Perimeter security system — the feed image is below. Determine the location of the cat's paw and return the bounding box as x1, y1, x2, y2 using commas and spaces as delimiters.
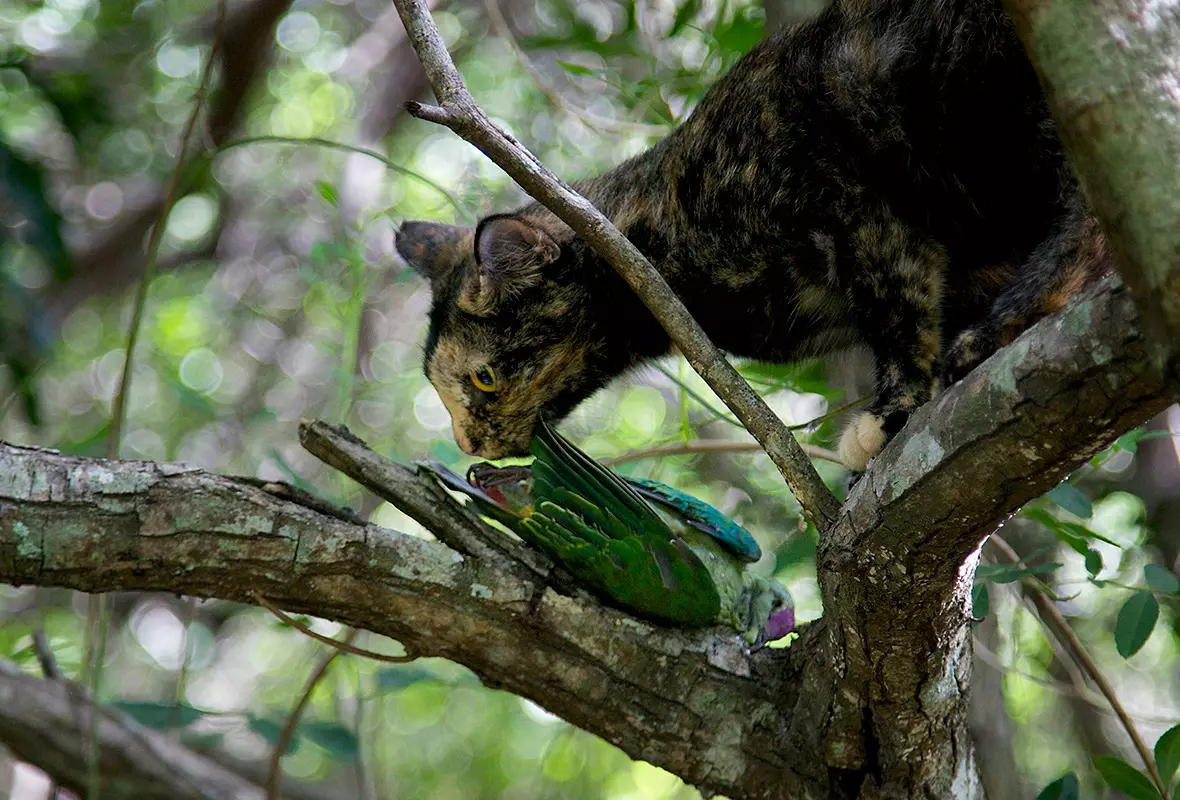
838, 411, 887, 472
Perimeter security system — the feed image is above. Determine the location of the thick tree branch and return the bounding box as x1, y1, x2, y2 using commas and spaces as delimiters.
0, 662, 266, 799
390, 0, 841, 531
809, 279, 1177, 794
1, 277, 1174, 798
1003, 0, 1180, 353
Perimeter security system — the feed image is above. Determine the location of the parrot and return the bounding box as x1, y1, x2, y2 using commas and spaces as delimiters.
417, 420, 794, 645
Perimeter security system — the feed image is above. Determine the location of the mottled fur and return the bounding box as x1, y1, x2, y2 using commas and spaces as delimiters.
397, 0, 1109, 466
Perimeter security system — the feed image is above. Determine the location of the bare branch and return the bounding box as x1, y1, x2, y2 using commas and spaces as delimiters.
988, 535, 1169, 797
390, 0, 842, 531
0, 662, 266, 800
0, 277, 1174, 798
266, 630, 356, 800
253, 593, 417, 664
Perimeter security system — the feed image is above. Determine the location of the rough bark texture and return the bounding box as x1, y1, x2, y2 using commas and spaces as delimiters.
1, 279, 1174, 799
1004, 0, 1180, 352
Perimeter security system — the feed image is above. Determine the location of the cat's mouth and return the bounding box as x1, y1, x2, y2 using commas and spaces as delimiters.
453, 425, 530, 461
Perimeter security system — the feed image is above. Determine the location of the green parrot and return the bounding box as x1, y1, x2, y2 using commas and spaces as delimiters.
418, 420, 794, 645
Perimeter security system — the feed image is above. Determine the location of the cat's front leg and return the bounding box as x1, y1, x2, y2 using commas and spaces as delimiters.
836, 211, 946, 472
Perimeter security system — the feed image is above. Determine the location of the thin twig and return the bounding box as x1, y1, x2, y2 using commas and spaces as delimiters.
31, 623, 62, 681
91, 7, 226, 794
253, 594, 416, 664
85, 596, 109, 800
988, 534, 1169, 798
170, 598, 196, 735
603, 439, 843, 467
215, 136, 468, 217
266, 629, 358, 800
391, 0, 841, 530
107, 0, 225, 457
482, 0, 669, 137
972, 636, 1179, 724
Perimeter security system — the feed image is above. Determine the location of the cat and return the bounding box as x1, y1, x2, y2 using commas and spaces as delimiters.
395, 0, 1108, 470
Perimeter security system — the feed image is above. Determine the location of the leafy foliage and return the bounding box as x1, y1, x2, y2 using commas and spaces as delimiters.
0, 0, 1177, 795
1092, 755, 1161, 800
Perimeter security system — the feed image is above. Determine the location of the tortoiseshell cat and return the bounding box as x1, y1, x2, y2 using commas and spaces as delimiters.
396, 0, 1108, 470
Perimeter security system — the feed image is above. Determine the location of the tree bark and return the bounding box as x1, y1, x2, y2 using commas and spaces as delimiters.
1004, 0, 1180, 353
1, 277, 1174, 798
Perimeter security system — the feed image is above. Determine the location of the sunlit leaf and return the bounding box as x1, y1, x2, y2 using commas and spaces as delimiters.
1035, 773, 1078, 800
1114, 591, 1159, 658
1155, 723, 1180, 785
1092, 755, 1161, 800
1145, 564, 1180, 595
315, 181, 339, 207
557, 61, 598, 77
1046, 484, 1092, 519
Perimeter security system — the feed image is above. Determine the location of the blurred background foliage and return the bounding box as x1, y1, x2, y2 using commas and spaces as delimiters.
0, 0, 1176, 796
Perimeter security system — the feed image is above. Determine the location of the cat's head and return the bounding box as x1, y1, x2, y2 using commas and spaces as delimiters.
396, 213, 609, 459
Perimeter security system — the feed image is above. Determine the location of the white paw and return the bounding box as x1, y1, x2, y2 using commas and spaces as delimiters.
839, 412, 887, 471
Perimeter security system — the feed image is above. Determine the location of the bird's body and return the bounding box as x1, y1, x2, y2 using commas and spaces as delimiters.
419, 422, 794, 644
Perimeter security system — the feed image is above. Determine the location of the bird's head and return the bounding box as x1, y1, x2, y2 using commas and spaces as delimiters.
740, 578, 796, 647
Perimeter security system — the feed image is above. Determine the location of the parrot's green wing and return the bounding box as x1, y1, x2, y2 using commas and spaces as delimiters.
417, 426, 726, 628
625, 477, 762, 563
524, 420, 722, 626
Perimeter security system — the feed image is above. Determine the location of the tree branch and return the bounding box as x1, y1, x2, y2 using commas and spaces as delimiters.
389, 0, 841, 531
1003, 0, 1180, 354
0, 662, 267, 800
1, 277, 1173, 797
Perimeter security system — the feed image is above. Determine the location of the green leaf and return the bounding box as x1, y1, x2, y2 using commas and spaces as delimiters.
113, 701, 206, 729
1047, 484, 1092, 518
1115, 430, 1141, 455
971, 583, 989, 622
1154, 723, 1180, 785
669, 0, 701, 36
1021, 508, 1120, 549
376, 666, 438, 692
1084, 549, 1103, 578
248, 716, 298, 754
557, 61, 597, 77
1092, 755, 1162, 800
302, 721, 359, 759
1145, 564, 1180, 595
1115, 591, 1160, 658
1035, 773, 1079, 800
315, 181, 339, 207
975, 562, 1062, 584
0, 141, 70, 279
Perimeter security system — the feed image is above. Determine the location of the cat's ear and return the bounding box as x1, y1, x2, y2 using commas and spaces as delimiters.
395, 221, 473, 283
460, 215, 561, 314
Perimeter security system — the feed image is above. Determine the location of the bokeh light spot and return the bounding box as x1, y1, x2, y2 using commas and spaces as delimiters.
276, 11, 320, 53
179, 348, 224, 394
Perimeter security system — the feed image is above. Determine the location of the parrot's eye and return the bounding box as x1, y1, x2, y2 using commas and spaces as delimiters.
470, 366, 498, 393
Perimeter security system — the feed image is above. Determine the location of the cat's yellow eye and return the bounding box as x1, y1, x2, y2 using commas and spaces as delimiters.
470, 366, 498, 393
